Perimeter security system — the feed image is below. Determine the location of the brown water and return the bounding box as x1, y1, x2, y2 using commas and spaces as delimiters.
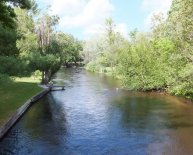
1, 68, 193, 155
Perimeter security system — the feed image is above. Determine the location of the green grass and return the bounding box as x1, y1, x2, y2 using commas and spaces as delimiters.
0, 76, 43, 126
14, 76, 41, 83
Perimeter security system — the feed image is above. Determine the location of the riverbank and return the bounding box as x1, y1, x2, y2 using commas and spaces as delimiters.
85, 66, 193, 102
0, 76, 43, 126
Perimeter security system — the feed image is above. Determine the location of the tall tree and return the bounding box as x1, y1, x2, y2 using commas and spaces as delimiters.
166, 0, 193, 96
0, 0, 33, 77
29, 14, 61, 84
0, 0, 33, 57
0, 0, 32, 29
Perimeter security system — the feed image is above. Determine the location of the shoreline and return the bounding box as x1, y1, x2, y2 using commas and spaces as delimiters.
86, 68, 193, 105
0, 87, 51, 140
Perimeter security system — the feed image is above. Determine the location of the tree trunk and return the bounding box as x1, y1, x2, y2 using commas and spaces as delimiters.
41, 71, 50, 85
41, 71, 45, 84
44, 71, 50, 85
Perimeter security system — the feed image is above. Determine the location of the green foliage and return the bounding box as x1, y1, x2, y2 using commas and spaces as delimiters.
0, 24, 19, 56
0, 73, 12, 85
32, 70, 41, 79
56, 33, 83, 66
29, 52, 60, 72
0, 1, 82, 85
117, 35, 175, 90
0, 0, 32, 29
84, 18, 125, 76
84, 3, 193, 99
169, 63, 193, 97
86, 61, 100, 72
0, 1, 36, 82
28, 38, 61, 84
0, 56, 29, 76
0, 1, 34, 58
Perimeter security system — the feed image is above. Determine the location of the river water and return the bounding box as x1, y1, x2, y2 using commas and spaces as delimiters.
1, 68, 193, 155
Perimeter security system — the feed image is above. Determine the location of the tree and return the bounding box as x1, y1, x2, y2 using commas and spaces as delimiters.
56, 32, 83, 67
165, 0, 193, 96
0, 24, 18, 56
84, 1, 193, 99
29, 40, 61, 84
28, 14, 61, 84
84, 18, 126, 74
0, 0, 32, 29
0, 1, 33, 78
15, 7, 38, 58
104, 18, 126, 73
105, 18, 116, 45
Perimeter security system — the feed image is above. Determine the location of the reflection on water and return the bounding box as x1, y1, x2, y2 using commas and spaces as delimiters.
1, 68, 193, 155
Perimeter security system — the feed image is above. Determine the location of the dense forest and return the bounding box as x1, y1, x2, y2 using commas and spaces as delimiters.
0, 0, 83, 84
84, 0, 193, 99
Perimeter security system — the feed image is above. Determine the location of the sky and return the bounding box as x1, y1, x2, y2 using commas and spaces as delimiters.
36, 0, 172, 39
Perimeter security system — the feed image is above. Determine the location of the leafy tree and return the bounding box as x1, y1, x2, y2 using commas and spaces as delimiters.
0, 24, 19, 56
28, 13, 61, 84
0, 0, 82, 85
56, 32, 83, 67
29, 41, 61, 84
0, 1, 33, 79
0, 0, 32, 29
85, 18, 126, 74
166, 0, 193, 97
105, 18, 116, 45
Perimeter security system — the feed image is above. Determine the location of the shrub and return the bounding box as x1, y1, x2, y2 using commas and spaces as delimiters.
0, 73, 12, 85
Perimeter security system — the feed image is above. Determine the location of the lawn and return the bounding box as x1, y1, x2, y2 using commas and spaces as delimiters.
0, 77, 43, 126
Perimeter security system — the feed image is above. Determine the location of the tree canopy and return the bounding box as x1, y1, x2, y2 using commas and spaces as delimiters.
84, 0, 193, 99
0, 1, 83, 84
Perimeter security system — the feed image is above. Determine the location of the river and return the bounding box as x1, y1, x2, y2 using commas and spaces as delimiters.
1, 68, 193, 155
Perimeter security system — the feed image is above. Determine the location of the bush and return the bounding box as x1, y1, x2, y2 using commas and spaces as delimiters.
0, 74, 12, 85
85, 61, 100, 72
32, 70, 42, 79
0, 56, 29, 76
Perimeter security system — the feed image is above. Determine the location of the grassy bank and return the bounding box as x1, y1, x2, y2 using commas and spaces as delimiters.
0, 76, 43, 126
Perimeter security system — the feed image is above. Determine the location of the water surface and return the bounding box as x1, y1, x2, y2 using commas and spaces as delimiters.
1, 68, 193, 155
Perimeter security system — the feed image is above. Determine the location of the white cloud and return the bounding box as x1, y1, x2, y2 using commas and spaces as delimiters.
49, 0, 115, 37
42, 0, 52, 5
39, 0, 128, 38
83, 24, 103, 36
116, 23, 128, 38
51, 0, 85, 17
141, 0, 172, 28
142, 0, 172, 13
